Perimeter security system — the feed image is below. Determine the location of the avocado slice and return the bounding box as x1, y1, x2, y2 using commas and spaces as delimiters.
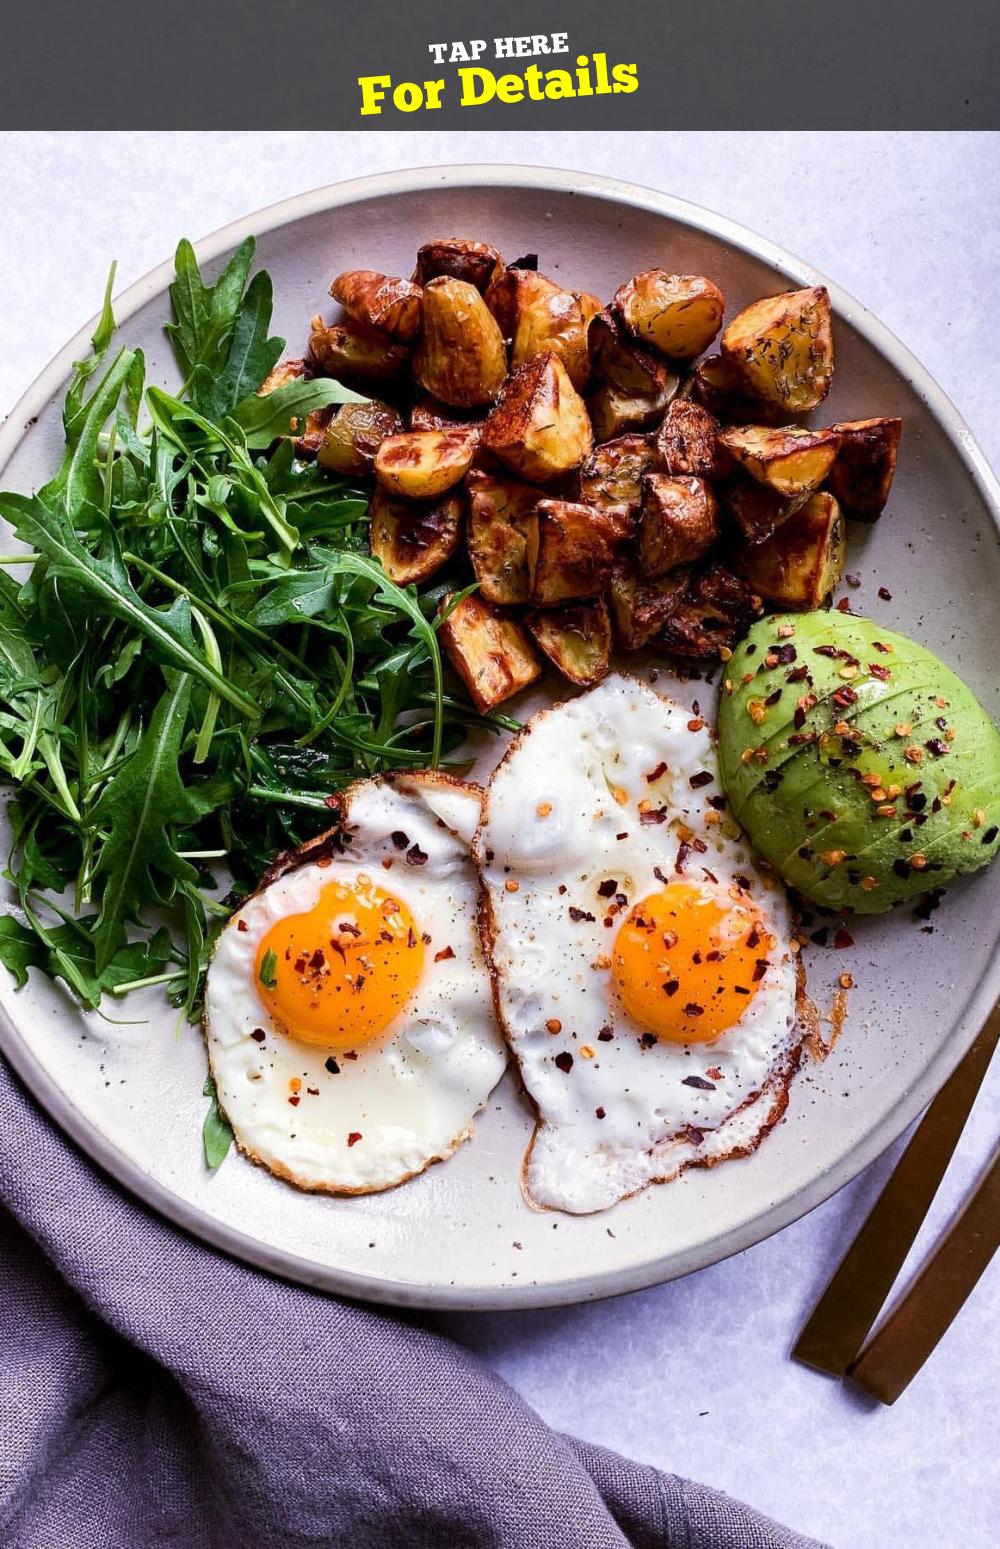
718, 611, 1000, 913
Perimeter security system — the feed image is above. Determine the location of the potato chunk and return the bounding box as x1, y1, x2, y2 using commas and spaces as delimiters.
717, 424, 840, 497
308, 315, 410, 387
827, 417, 902, 520
317, 400, 404, 478
659, 564, 760, 661
438, 593, 541, 712
691, 353, 783, 425
524, 499, 626, 605
465, 470, 542, 605
638, 475, 719, 578
719, 475, 809, 546
413, 238, 504, 294
258, 357, 311, 395
409, 395, 485, 433
374, 429, 478, 499
587, 379, 679, 444
414, 278, 508, 408
505, 272, 592, 391
655, 400, 721, 478
732, 492, 846, 609
257, 357, 330, 456
608, 561, 690, 650
575, 435, 656, 517
525, 599, 612, 687
614, 272, 724, 360
482, 352, 593, 484
330, 270, 423, 343
588, 311, 675, 399
721, 285, 834, 413
369, 489, 463, 586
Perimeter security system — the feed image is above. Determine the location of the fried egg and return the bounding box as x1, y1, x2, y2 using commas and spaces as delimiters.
474, 675, 802, 1214
204, 771, 506, 1194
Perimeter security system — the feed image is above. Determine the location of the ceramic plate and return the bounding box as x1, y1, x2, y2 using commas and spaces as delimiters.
2, 165, 999, 1309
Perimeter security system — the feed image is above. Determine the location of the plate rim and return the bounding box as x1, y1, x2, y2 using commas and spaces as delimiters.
2, 161, 1000, 1311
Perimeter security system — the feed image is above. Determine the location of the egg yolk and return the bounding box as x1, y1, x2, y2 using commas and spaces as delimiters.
612, 882, 768, 1044
255, 875, 424, 1049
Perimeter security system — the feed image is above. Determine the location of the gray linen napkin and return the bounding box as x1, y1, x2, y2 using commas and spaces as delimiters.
0, 1057, 828, 1548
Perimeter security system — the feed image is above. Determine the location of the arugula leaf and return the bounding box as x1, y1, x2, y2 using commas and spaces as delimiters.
0, 915, 45, 988
166, 236, 255, 391
87, 674, 201, 972
197, 269, 284, 419
202, 1073, 234, 1170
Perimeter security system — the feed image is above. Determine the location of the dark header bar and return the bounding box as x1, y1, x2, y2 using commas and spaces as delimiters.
2, 0, 997, 128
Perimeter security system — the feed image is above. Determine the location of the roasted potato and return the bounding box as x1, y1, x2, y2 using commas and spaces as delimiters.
506, 272, 592, 391
413, 278, 508, 408
293, 409, 334, 458
465, 470, 542, 605
691, 353, 784, 425
438, 592, 541, 712
369, 489, 463, 586
658, 564, 760, 661
374, 428, 478, 499
608, 561, 690, 650
413, 238, 504, 294
330, 270, 423, 344
524, 499, 627, 605
409, 394, 485, 432
655, 400, 721, 478
717, 424, 840, 497
587, 379, 679, 444
308, 315, 410, 387
525, 598, 612, 686
588, 310, 675, 400
719, 474, 809, 546
638, 475, 719, 578
317, 400, 404, 477
614, 272, 724, 360
575, 435, 656, 516
258, 357, 311, 395
731, 491, 846, 609
721, 286, 834, 413
575, 290, 604, 329
826, 417, 902, 520
482, 352, 593, 484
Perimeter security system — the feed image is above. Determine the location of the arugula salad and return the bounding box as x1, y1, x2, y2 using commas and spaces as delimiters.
0, 240, 495, 1024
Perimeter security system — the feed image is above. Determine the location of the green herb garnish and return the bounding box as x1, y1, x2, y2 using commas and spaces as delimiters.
202, 1073, 234, 1170
0, 238, 507, 1018
258, 948, 278, 990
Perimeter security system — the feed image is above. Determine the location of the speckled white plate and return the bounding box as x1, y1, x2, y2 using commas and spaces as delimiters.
2, 165, 1000, 1310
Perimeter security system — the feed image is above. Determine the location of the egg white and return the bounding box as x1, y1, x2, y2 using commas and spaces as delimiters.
474, 675, 802, 1214
204, 772, 507, 1194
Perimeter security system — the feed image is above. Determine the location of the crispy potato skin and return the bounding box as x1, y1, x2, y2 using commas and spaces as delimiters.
721, 285, 834, 413
659, 564, 760, 662
258, 357, 311, 395
827, 417, 902, 520
465, 469, 543, 605
614, 272, 724, 360
369, 489, 463, 585
438, 593, 541, 712
413, 238, 504, 294
506, 272, 592, 391
374, 428, 477, 499
608, 561, 690, 650
731, 492, 846, 609
482, 352, 593, 484
638, 475, 719, 578
309, 315, 410, 387
525, 598, 612, 686
409, 394, 485, 432
525, 499, 627, 605
330, 270, 423, 343
588, 310, 674, 399
575, 435, 656, 516
655, 400, 721, 479
587, 379, 679, 444
719, 474, 810, 546
717, 424, 840, 497
691, 353, 784, 426
317, 400, 404, 477
414, 278, 508, 408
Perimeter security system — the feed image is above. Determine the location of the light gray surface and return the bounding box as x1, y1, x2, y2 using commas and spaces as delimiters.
1, 131, 998, 1549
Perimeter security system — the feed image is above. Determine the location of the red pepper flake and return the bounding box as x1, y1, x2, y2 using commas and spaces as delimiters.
391, 830, 409, 849
646, 761, 668, 782
595, 1107, 606, 1119
833, 928, 854, 949
307, 1087, 319, 1096
343, 1050, 358, 1061
406, 843, 428, 866
640, 1032, 658, 1048
434, 945, 455, 962
251, 1027, 266, 1043
869, 663, 891, 681
752, 958, 769, 982
682, 1075, 716, 1090
878, 586, 893, 601
597, 879, 618, 898
236, 919, 249, 933
616, 832, 628, 841
925, 738, 949, 757
832, 686, 859, 708
598, 1026, 614, 1041
707, 1066, 723, 1081
640, 806, 668, 825
836, 598, 852, 613
845, 574, 861, 588
325, 1056, 340, 1074
689, 771, 713, 789
814, 644, 841, 658
683, 1002, 704, 1017
288, 1095, 300, 1107
786, 664, 809, 683
569, 906, 596, 922
554, 1051, 574, 1073
347, 1131, 363, 1146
